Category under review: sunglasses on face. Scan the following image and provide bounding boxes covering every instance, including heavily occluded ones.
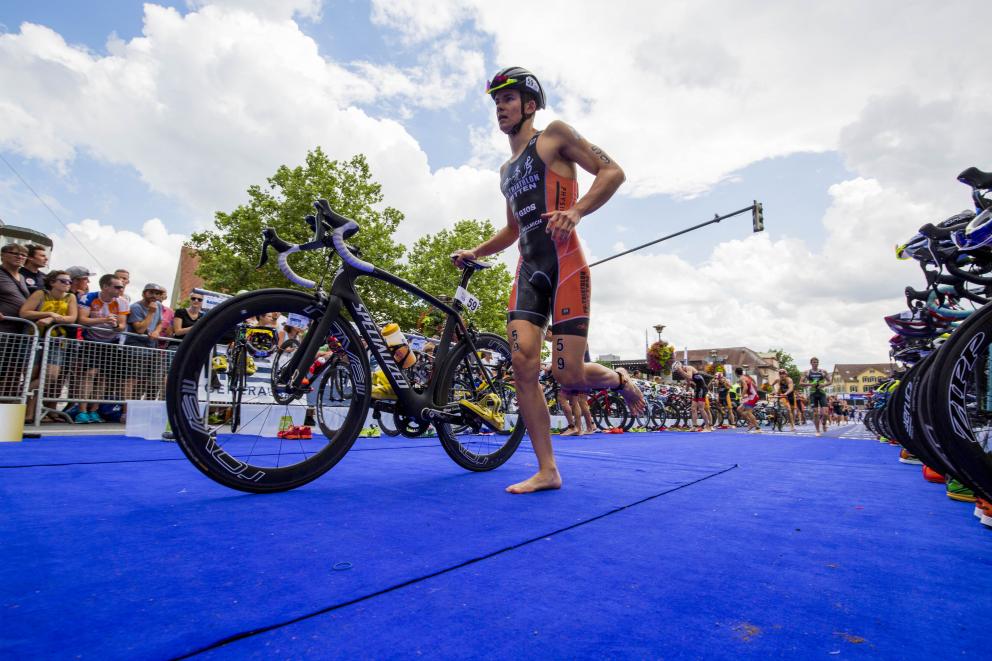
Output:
[55,278,72,284]
[189,297,203,302]
[4,252,27,258]
[485,74,517,95]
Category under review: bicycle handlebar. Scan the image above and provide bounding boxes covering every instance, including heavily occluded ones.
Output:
[256,199,374,288]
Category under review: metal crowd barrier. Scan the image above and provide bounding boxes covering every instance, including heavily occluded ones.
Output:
[32,323,180,427]
[0,316,40,405]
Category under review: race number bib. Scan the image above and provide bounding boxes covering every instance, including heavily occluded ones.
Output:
[454,286,481,313]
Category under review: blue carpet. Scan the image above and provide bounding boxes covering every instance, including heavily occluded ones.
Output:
[0,429,988,658]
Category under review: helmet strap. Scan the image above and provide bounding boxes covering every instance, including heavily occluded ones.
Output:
[509,97,534,135]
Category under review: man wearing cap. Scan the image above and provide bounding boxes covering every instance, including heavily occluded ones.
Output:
[123,283,167,404]
[126,283,166,347]
[66,266,95,305]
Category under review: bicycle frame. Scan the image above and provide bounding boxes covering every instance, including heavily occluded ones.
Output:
[278,258,496,425]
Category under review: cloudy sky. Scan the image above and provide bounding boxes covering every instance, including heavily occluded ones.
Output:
[2,0,990,366]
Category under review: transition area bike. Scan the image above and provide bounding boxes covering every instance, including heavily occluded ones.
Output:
[166,200,525,492]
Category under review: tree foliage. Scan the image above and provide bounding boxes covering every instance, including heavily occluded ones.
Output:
[401,219,513,336]
[768,347,802,385]
[189,149,406,322]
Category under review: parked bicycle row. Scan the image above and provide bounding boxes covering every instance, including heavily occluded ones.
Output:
[866,165,992,529]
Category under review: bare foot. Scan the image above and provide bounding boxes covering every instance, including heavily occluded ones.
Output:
[579,427,594,435]
[616,368,646,416]
[506,468,562,494]
[560,426,579,436]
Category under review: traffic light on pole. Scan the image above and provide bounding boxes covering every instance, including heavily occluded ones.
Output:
[752,201,764,233]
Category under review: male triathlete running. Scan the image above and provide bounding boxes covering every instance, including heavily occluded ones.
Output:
[734,367,760,432]
[671,362,713,432]
[770,368,796,432]
[452,67,644,494]
[800,357,831,436]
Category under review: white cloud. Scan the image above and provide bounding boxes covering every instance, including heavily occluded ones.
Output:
[48,218,186,303]
[0,4,492,244]
[186,0,323,22]
[376,0,992,198]
[366,0,991,364]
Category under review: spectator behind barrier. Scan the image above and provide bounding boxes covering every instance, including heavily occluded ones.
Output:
[75,274,129,424]
[0,243,30,334]
[157,288,175,346]
[19,270,78,336]
[126,283,165,348]
[124,283,166,402]
[114,268,131,304]
[21,270,78,423]
[66,266,95,305]
[172,291,204,343]
[20,244,48,294]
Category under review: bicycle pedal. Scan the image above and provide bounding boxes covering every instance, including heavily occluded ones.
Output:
[458,395,505,431]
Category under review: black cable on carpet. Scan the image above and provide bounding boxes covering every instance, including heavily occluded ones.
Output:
[172,463,739,659]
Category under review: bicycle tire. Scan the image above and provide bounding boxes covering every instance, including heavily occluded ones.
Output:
[434,333,526,471]
[905,350,960,478]
[229,345,247,433]
[593,391,628,430]
[920,306,992,500]
[166,289,371,493]
[374,409,403,437]
[271,338,301,405]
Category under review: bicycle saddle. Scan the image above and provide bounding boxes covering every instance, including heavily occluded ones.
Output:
[460,257,493,271]
[958,166,992,190]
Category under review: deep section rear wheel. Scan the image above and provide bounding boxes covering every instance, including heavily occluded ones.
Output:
[434,333,525,471]
[166,289,371,493]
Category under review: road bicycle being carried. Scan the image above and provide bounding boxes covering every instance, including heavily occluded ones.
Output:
[166,200,525,492]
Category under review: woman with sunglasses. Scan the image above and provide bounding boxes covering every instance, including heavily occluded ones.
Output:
[172,292,204,343]
[20,270,78,423]
[451,67,642,494]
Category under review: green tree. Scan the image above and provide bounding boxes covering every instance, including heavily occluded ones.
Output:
[768,348,802,385]
[189,149,406,322]
[401,219,513,336]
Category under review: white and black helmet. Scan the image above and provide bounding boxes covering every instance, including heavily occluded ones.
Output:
[485,66,546,109]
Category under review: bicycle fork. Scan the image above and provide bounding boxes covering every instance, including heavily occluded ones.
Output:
[278,295,344,392]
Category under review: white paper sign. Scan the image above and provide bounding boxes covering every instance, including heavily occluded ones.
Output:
[454,286,481,313]
[285,313,310,330]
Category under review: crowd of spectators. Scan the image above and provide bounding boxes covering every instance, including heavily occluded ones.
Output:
[1,242,202,424]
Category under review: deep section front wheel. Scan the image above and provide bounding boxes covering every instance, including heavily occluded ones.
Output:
[166,289,371,493]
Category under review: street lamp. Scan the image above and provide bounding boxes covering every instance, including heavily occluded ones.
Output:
[653,324,665,342]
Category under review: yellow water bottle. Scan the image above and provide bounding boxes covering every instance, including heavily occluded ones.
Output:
[381,322,417,369]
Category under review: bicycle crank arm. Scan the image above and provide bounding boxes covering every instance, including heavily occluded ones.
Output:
[420,406,464,424]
